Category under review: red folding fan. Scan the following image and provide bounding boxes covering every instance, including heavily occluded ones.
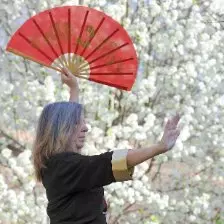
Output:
[6,6,138,91]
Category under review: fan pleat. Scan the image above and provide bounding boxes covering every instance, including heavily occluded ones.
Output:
[79,17,105,57]
[85,28,119,60]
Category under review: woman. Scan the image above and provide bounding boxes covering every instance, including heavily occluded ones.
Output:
[32,67,181,224]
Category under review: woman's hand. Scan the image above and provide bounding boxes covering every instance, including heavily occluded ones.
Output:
[126,114,182,167]
[61,66,79,90]
[159,114,181,153]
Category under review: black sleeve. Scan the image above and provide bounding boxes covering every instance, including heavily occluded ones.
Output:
[53,149,135,192]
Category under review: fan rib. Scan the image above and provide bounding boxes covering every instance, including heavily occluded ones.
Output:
[80,72,133,76]
[7,47,61,72]
[79,42,129,71]
[90,43,129,64]
[79,17,105,57]
[74,10,89,54]
[49,11,66,67]
[80,57,134,72]
[71,10,89,69]
[88,78,129,90]
[85,28,119,60]
[18,32,53,62]
[68,8,71,67]
[32,19,63,68]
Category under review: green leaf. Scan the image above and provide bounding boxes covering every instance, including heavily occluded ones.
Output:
[107,128,113,136]
[40,70,48,78]
[192,0,199,5]
[216,218,224,224]
[138,208,144,214]
[13,95,20,101]
[151,215,159,222]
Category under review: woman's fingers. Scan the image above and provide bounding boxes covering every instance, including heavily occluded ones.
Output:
[61,67,75,81]
[63,68,70,77]
[63,67,70,74]
[174,114,181,125]
[166,114,181,130]
[171,114,180,125]
[60,66,79,89]
[161,117,181,151]
[61,72,69,81]
[61,67,74,78]
[165,119,171,130]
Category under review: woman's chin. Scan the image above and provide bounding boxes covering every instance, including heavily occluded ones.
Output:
[77,142,84,150]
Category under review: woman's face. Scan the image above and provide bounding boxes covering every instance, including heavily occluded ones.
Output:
[72,111,88,151]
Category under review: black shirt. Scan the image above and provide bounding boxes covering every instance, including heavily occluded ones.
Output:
[41,149,135,224]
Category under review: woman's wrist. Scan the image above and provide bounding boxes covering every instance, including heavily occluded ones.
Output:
[70,85,78,92]
[69,87,79,102]
[156,141,167,154]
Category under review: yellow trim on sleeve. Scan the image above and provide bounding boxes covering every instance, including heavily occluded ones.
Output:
[111,149,135,181]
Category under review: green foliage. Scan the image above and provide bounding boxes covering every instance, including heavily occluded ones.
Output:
[150,215,160,223]
[192,0,199,5]
[216,216,224,224]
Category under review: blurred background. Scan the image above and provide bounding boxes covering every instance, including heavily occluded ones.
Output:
[0,0,224,223]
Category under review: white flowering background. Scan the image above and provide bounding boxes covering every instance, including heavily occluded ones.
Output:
[0,0,224,223]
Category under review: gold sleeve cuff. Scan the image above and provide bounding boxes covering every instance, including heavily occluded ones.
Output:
[111,149,135,181]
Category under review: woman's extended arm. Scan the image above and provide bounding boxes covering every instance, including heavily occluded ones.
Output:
[61,67,79,102]
[126,144,165,167]
[127,114,181,167]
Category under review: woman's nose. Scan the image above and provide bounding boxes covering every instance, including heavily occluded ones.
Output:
[83,123,89,132]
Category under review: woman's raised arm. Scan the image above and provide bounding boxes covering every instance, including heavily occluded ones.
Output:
[61,67,79,103]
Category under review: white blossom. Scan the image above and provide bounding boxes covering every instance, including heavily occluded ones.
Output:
[0,0,223,223]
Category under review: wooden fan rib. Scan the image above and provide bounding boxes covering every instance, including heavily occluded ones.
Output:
[71,10,89,69]
[85,28,119,60]
[80,57,134,72]
[79,42,129,71]
[79,17,105,57]
[18,32,54,63]
[49,11,67,67]
[74,10,89,55]
[80,72,133,76]
[90,43,129,64]
[7,46,61,72]
[68,8,71,67]
[32,19,64,68]
[88,78,129,90]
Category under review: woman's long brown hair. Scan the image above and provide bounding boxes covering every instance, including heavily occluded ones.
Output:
[31,101,83,182]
